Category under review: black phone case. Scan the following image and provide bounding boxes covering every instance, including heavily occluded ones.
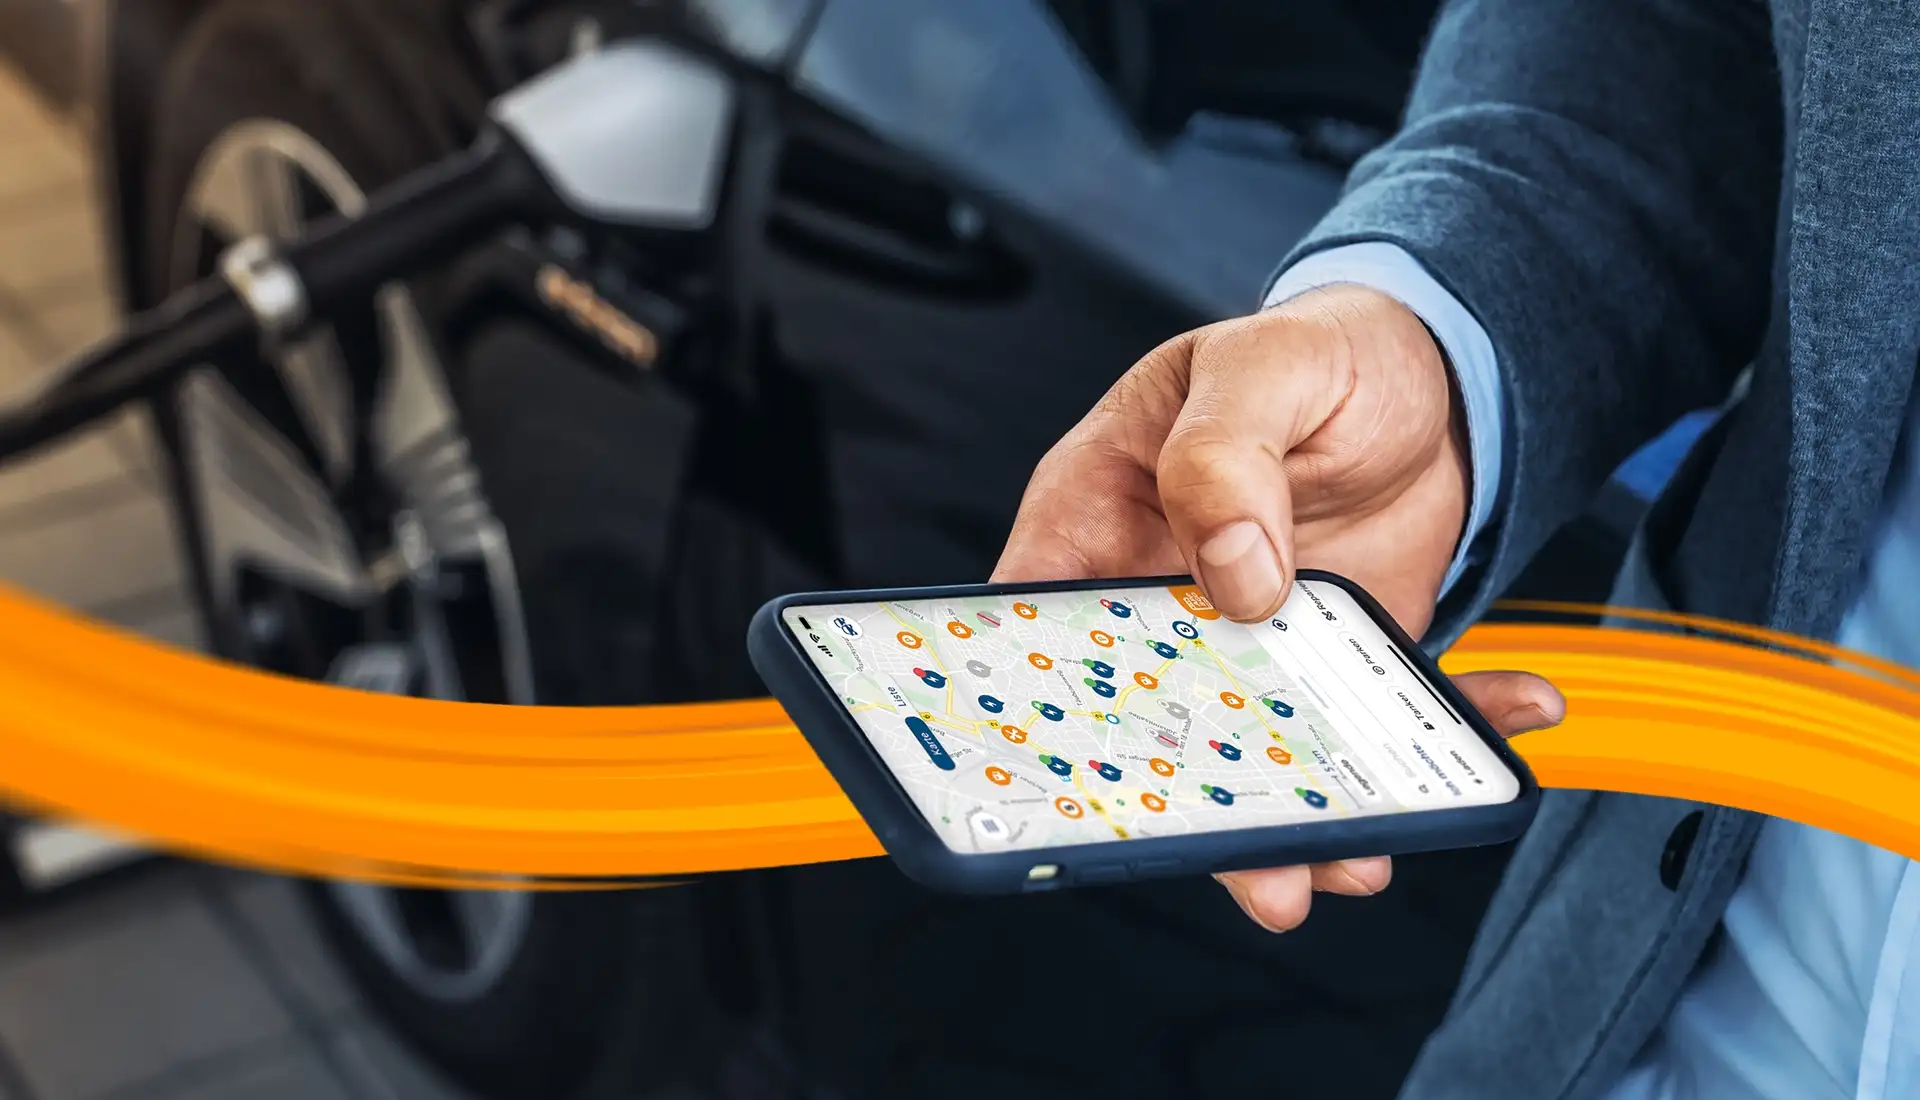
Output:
[747,570,1540,895]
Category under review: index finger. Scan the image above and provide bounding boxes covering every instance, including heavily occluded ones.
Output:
[990,434,1181,584]
[992,339,1197,584]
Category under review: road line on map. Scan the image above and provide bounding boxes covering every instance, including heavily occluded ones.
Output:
[1112,652,1180,710]
[882,601,965,720]
[1197,638,1334,807]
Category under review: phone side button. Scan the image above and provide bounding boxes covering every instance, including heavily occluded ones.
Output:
[1128,858,1183,878]
[1077,864,1131,885]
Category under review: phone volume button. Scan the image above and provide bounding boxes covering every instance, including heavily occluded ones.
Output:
[1128,858,1183,878]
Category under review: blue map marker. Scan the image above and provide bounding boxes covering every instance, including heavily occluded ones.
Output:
[1208,739,1242,761]
[1043,754,1074,777]
[1150,641,1180,660]
[1202,784,1236,806]
[1085,677,1117,698]
[1172,620,1200,640]
[978,694,1005,713]
[1091,760,1123,782]
[1083,659,1116,678]
[1266,698,1295,718]
[1033,701,1066,722]
[912,667,947,689]
[1297,788,1329,809]
[1100,599,1134,619]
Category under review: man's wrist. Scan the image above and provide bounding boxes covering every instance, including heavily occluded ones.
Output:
[1263,242,1507,598]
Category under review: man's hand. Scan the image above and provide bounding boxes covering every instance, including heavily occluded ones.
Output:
[995,283,1472,631]
[992,283,1563,931]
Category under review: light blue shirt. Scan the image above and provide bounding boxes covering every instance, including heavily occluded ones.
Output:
[1267,243,1920,1100]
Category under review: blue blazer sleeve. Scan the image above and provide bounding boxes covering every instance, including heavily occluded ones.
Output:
[1274,0,1783,649]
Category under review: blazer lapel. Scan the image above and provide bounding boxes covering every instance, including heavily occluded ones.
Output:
[1773,0,1920,641]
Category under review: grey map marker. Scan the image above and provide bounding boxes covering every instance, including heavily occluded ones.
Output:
[1162,701,1190,720]
[966,660,992,678]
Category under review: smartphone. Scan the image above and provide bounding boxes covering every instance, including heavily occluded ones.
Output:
[747,571,1538,894]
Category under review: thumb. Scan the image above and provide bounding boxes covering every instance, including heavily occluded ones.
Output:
[1155,316,1352,621]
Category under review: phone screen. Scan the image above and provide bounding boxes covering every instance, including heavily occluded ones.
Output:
[782,579,1521,854]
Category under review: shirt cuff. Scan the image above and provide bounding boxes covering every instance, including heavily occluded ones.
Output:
[1262,242,1506,599]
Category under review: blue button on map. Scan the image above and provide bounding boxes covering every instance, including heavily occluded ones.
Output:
[905,717,956,771]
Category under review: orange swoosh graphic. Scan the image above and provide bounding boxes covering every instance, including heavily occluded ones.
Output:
[1,583,1918,886]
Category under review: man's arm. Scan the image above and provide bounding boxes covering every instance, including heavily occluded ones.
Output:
[986,0,1761,931]
[1273,0,1783,645]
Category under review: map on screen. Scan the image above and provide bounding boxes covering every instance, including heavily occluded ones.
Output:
[783,578,1519,854]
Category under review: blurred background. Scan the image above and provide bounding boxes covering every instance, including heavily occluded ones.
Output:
[0,12,485,1100]
[0,3,1699,1100]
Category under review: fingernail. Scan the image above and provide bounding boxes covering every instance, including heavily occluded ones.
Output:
[1507,699,1566,733]
[1340,857,1392,894]
[1535,684,1569,724]
[1214,874,1287,934]
[1197,521,1283,620]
